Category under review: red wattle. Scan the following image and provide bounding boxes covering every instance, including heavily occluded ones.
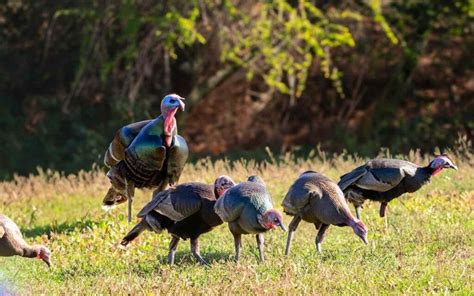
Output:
[164,135,172,147]
[163,108,178,135]
[431,167,443,176]
[264,221,274,229]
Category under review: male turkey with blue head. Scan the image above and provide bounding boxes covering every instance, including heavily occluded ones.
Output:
[338,154,458,219]
[103,94,188,222]
[214,175,286,262]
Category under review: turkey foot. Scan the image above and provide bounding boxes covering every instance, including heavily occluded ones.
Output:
[190,238,208,266]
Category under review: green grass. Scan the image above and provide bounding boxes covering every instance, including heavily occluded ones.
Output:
[0,153,473,295]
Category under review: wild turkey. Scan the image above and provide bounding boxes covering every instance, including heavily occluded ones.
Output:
[214,176,286,262]
[338,155,458,219]
[0,215,51,267]
[102,94,189,222]
[282,171,368,255]
[120,176,236,265]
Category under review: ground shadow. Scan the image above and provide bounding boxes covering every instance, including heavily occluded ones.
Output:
[22,219,99,238]
[154,250,232,267]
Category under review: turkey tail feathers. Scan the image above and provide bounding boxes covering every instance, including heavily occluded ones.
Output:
[121,220,147,246]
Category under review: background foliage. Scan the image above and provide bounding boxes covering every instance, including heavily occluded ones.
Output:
[0,0,473,179]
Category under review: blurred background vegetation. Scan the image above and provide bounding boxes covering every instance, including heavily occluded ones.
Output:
[0,0,472,179]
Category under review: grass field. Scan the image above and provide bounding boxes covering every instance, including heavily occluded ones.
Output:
[0,151,473,295]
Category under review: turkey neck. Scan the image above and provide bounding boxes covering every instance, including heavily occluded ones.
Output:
[340,207,357,226]
[22,245,40,258]
[324,189,356,226]
[416,166,434,182]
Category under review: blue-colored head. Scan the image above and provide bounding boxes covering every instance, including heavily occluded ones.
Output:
[161,94,185,141]
[299,170,316,177]
[161,94,185,115]
[214,175,236,198]
[247,175,266,187]
[348,219,368,245]
[429,154,458,176]
[261,209,287,231]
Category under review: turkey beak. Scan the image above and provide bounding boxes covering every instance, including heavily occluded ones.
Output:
[278,221,287,232]
[42,256,51,268]
[178,99,185,111]
[361,234,368,245]
[450,164,458,170]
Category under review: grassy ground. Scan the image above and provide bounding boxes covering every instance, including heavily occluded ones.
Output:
[0,151,473,295]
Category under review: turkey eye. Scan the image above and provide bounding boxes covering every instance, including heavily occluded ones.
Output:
[274,218,279,223]
[170,99,176,103]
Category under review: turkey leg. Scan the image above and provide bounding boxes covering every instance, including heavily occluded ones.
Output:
[315,224,329,253]
[190,238,208,265]
[124,178,135,223]
[355,205,362,219]
[285,216,302,256]
[232,233,242,262]
[127,196,132,223]
[256,234,265,262]
[167,236,180,265]
[379,202,388,218]
[380,202,389,232]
